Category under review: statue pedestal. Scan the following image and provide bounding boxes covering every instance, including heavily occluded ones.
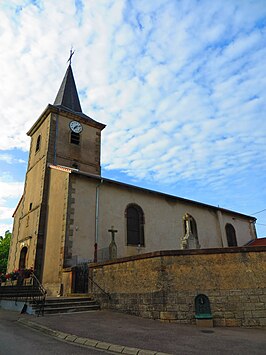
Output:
[108,226,118,260]
[109,240,117,260]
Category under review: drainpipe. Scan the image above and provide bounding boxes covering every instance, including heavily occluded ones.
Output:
[94,179,103,262]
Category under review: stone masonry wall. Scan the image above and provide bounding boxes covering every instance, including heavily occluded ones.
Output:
[89,247,266,327]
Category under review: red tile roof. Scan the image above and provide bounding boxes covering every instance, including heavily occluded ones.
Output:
[246,238,266,246]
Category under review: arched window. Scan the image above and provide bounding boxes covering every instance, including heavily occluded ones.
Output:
[225,223,237,246]
[35,135,41,152]
[19,246,28,269]
[126,204,145,246]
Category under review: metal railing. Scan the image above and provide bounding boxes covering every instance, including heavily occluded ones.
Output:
[88,274,111,300]
[30,272,47,316]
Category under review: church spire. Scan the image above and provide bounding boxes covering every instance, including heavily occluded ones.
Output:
[53,63,82,113]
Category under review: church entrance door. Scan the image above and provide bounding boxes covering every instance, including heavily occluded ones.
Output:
[73,264,88,293]
[19,246,28,269]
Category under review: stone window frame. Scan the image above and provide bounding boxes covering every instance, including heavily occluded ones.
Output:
[125,203,145,247]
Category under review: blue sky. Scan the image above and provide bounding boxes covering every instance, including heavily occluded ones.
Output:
[0,0,265,237]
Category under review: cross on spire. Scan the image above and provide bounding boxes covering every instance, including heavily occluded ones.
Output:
[54,50,82,112]
[67,48,75,66]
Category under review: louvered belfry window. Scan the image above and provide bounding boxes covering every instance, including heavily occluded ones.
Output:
[71,132,80,145]
[126,204,144,246]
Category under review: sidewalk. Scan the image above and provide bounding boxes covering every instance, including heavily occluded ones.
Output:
[14,310,266,354]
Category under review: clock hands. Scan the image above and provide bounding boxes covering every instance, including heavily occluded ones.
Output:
[70,121,83,133]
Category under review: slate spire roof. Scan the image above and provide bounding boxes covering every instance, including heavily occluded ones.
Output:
[27,62,106,136]
[54,64,82,112]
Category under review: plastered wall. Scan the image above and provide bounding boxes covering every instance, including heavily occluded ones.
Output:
[71,176,255,263]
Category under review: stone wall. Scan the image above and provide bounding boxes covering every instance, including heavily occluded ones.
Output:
[89,247,266,327]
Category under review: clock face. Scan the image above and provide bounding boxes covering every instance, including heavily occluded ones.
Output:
[69,121,83,133]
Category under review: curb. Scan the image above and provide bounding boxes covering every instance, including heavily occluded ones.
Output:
[17,318,171,355]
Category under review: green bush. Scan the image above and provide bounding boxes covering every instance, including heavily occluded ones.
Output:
[0,231,11,274]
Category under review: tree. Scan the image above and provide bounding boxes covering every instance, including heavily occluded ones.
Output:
[0,230,11,274]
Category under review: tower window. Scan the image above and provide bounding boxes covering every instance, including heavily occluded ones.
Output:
[35,135,41,152]
[125,204,145,246]
[70,132,80,145]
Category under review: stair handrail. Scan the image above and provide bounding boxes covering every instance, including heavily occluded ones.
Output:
[30,271,47,296]
[88,274,111,300]
[30,271,47,316]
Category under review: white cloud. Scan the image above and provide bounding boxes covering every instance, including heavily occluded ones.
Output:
[0,154,26,164]
[0,224,13,236]
[0,175,24,236]
[0,207,15,221]
[0,178,24,205]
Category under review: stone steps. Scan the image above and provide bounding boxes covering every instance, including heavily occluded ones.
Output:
[0,285,43,299]
[31,296,100,315]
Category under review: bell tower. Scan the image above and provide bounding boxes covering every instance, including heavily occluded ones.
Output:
[8,62,105,279]
[28,64,106,174]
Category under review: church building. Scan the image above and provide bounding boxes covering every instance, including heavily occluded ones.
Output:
[7,63,257,296]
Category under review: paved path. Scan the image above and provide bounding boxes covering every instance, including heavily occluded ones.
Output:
[1,309,266,354]
[0,309,110,355]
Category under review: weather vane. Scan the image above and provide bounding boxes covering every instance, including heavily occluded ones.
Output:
[67,48,75,65]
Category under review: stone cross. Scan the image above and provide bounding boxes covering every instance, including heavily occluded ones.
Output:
[108,226,118,241]
[108,226,118,260]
